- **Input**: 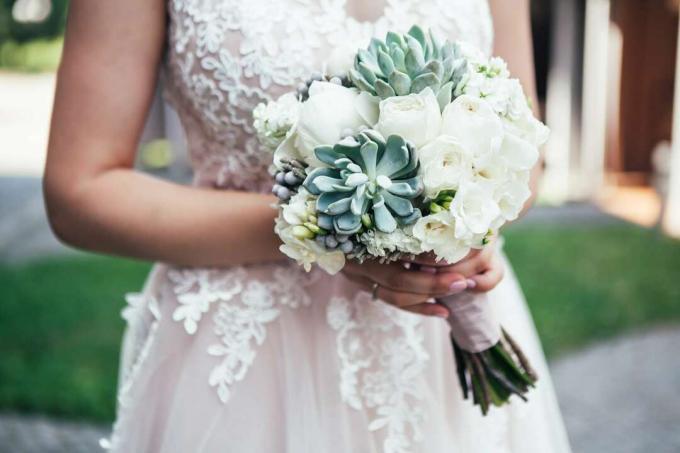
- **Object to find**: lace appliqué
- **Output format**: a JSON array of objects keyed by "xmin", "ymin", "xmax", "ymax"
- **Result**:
[
  {"xmin": 169, "ymin": 265, "xmax": 319, "ymax": 403},
  {"xmin": 327, "ymin": 292, "xmax": 430, "ymax": 453}
]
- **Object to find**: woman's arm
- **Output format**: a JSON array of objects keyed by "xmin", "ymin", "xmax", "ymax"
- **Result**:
[
  {"xmin": 489, "ymin": 0, "xmax": 543, "ymax": 216},
  {"xmin": 44, "ymin": 0, "xmax": 282, "ymax": 267}
]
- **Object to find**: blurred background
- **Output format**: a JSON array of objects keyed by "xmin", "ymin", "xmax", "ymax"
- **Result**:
[{"xmin": 0, "ymin": 0, "xmax": 679, "ymax": 451}]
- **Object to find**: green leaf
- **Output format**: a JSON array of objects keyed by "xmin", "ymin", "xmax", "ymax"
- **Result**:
[
  {"xmin": 376, "ymin": 135, "xmax": 409, "ymax": 176},
  {"xmin": 374, "ymin": 79, "xmax": 396, "ymax": 99},
  {"xmin": 377, "ymin": 49, "xmax": 395, "ymax": 79},
  {"xmin": 436, "ymin": 81, "xmax": 454, "ymax": 111},
  {"xmin": 381, "ymin": 190, "xmax": 414, "ymax": 217},
  {"xmin": 333, "ymin": 212, "xmax": 363, "ymax": 235},
  {"xmin": 372, "ymin": 195, "xmax": 398, "ymax": 233}
]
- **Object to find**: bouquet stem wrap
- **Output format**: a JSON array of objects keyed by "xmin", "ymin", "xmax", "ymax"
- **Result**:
[
  {"xmin": 439, "ymin": 292, "xmax": 500, "ymax": 352},
  {"xmin": 438, "ymin": 292, "xmax": 538, "ymax": 414}
]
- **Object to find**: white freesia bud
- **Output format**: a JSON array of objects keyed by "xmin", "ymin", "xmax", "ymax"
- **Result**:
[
  {"xmin": 412, "ymin": 211, "xmax": 471, "ymax": 264},
  {"xmin": 294, "ymin": 82, "xmax": 378, "ymax": 166},
  {"xmin": 276, "ymin": 189, "xmax": 346, "ymax": 274},
  {"xmin": 441, "ymin": 95, "xmax": 504, "ymax": 161},
  {"xmin": 418, "ymin": 135, "xmax": 474, "ymax": 198},
  {"xmin": 376, "ymin": 87, "xmax": 442, "ymax": 148},
  {"xmin": 449, "ymin": 180, "xmax": 501, "ymax": 239}
]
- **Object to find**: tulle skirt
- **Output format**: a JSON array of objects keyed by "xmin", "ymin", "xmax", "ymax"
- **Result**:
[{"xmin": 105, "ymin": 254, "xmax": 571, "ymax": 453}]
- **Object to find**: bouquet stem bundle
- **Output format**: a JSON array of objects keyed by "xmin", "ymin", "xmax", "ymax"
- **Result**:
[{"xmin": 452, "ymin": 329, "xmax": 537, "ymax": 415}]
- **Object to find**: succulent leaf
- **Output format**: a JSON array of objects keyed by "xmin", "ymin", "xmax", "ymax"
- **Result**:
[
  {"xmin": 303, "ymin": 131, "xmax": 422, "ymax": 235},
  {"xmin": 349, "ymin": 25, "xmax": 467, "ymax": 101}
]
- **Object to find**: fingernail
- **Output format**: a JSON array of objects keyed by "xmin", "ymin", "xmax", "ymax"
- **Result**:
[
  {"xmin": 421, "ymin": 266, "xmax": 437, "ymax": 274},
  {"xmin": 449, "ymin": 280, "xmax": 467, "ymax": 292},
  {"xmin": 402, "ymin": 262, "xmax": 411, "ymax": 270},
  {"xmin": 435, "ymin": 311, "xmax": 449, "ymax": 319},
  {"xmin": 466, "ymin": 279, "xmax": 477, "ymax": 289}
]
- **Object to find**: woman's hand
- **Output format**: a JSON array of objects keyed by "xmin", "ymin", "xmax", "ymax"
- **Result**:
[
  {"xmin": 341, "ymin": 259, "xmax": 469, "ymax": 318},
  {"xmin": 404, "ymin": 241, "xmax": 505, "ymax": 293}
]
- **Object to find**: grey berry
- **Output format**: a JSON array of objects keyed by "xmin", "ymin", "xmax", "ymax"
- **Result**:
[
  {"xmin": 315, "ymin": 235, "xmax": 327, "ymax": 247},
  {"xmin": 277, "ymin": 187, "xmax": 291, "ymax": 200},
  {"xmin": 330, "ymin": 76, "xmax": 342, "ymax": 85},
  {"xmin": 340, "ymin": 240, "xmax": 354, "ymax": 254},
  {"xmin": 284, "ymin": 171, "xmax": 299, "ymax": 186},
  {"xmin": 336, "ymin": 234, "xmax": 349, "ymax": 243},
  {"xmin": 325, "ymin": 235, "xmax": 338, "ymax": 249},
  {"xmin": 275, "ymin": 172, "xmax": 286, "ymax": 184}
]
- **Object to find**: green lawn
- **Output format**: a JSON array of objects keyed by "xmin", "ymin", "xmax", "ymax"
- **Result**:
[
  {"xmin": 0, "ymin": 223, "xmax": 679, "ymax": 422},
  {"xmin": 0, "ymin": 37, "xmax": 63, "ymax": 72}
]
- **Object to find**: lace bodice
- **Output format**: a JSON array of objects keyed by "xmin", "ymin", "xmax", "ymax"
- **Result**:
[{"xmin": 163, "ymin": 0, "xmax": 493, "ymax": 191}]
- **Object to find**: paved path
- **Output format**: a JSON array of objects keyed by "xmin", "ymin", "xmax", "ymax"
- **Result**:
[{"xmin": 1, "ymin": 326, "xmax": 679, "ymax": 452}]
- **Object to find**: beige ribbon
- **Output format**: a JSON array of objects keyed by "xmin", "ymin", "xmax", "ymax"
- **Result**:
[{"xmin": 438, "ymin": 291, "xmax": 501, "ymax": 353}]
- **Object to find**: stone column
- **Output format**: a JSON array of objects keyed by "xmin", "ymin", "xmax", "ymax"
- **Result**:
[{"xmin": 579, "ymin": 0, "xmax": 612, "ymax": 197}]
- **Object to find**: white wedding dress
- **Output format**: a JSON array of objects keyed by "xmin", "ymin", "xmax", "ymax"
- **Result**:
[{"xmin": 105, "ymin": 1, "xmax": 572, "ymax": 452}]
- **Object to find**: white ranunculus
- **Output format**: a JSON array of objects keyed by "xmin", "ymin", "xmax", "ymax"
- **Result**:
[
  {"xmin": 253, "ymin": 92, "xmax": 301, "ymax": 151},
  {"xmin": 503, "ymin": 113, "xmax": 550, "ymax": 148},
  {"xmin": 376, "ymin": 87, "xmax": 442, "ymax": 148},
  {"xmin": 449, "ymin": 180, "xmax": 501, "ymax": 239},
  {"xmin": 494, "ymin": 174, "xmax": 532, "ymax": 222},
  {"xmin": 294, "ymin": 81, "xmax": 378, "ymax": 165},
  {"xmin": 412, "ymin": 211, "xmax": 471, "ymax": 264},
  {"xmin": 418, "ymin": 135, "xmax": 474, "ymax": 197},
  {"xmin": 497, "ymin": 133, "xmax": 539, "ymax": 171},
  {"xmin": 440, "ymin": 95, "xmax": 504, "ymax": 161}
]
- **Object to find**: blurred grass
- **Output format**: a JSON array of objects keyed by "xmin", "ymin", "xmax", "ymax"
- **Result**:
[
  {"xmin": 0, "ymin": 223, "xmax": 679, "ymax": 421},
  {"xmin": 0, "ymin": 37, "xmax": 62, "ymax": 72}
]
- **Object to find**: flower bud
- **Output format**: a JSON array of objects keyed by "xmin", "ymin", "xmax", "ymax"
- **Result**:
[{"xmin": 292, "ymin": 225, "xmax": 314, "ymax": 240}]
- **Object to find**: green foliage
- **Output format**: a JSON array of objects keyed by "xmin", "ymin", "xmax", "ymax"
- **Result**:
[
  {"xmin": 0, "ymin": 254, "xmax": 150, "ymax": 421},
  {"xmin": 504, "ymin": 224, "xmax": 680, "ymax": 357},
  {"xmin": 0, "ymin": 36, "xmax": 62, "ymax": 71}
]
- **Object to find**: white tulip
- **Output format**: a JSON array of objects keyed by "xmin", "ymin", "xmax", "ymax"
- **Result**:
[
  {"xmin": 376, "ymin": 87, "xmax": 442, "ymax": 148},
  {"xmin": 412, "ymin": 211, "xmax": 471, "ymax": 264},
  {"xmin": 418, "ymin": 135, "xmax": 475, "ymax": 198},
  {"xmin": 440, "ymin": 95, "xmax": 504, "ymax": 161},
  {"xmin": 294, "ymin": 82, "xmax": 378, "ymax": 165}
]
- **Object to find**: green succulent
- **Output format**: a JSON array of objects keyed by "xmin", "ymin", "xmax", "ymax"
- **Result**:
[
  {"xmin": 304, "ymin": 130, "xmax": 423, "ymax": 235},
  {"xmin": 349, "ymin": 25, "xmax": 467, "ymax": 108}
]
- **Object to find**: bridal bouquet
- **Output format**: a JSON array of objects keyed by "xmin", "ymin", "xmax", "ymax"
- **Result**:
[{"xmin": 254, "ymin": 26, "xmax": 548, "ymax": 415}]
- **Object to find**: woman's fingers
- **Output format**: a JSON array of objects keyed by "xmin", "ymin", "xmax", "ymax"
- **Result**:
[
  {"xmin": 468, "ymin": 254, "xmax": 505, "ymax": 293},
  {"xmin": 341, "ymin": 271, "xmax": 449, "ymax": 318},
  {"xmin": 344, "ymin": 260, "xmax": 468, "ymax": 297},
  {"xmin": 400, "ymin": 302, "xmax": 450, "ymax": 318}
]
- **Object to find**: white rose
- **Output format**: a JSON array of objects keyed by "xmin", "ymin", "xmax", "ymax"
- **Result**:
[
  {"xmin": 376, "ymin": 87, "xmax": 441, "ymax": 148},
  {"xmin": 294, "ymin": 81, "xmax": 378, "ymax": 165},
  {"xmin": 449, "ymin": 180, "xmax": 501, "ymax": 239},
  {"xmin": 412, "ymin": 211, "xmax": 471, "ymax": 264},
  {"xmin": 440, "ymin": 95, "xmax": 504, "ymax": 161},
  {"xmin": 418, "ymin": 135, "xmax": 474, "ymax": 197}
]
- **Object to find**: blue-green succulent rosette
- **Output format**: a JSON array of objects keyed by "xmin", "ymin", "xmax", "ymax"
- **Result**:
[{"xmin": 255, "ymin": 25, "xmax": 550, "ymax": 415}]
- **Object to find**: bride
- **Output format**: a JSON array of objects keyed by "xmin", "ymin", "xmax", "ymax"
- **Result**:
[{"xmin": 44, "ymin": 0, "xmax": 572, "ymax": 451}]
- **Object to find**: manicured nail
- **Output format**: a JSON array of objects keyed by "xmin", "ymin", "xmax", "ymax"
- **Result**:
[
  {"xmin": 421, "ymin": 266, "xmax": 437, "ymax": 274},
  {"xmin": 402, "ymin": 262, "xmax": 411, "ymax": 270},
  {"xmin": 449, "ymin": 280, "xmax": 467, "ymax": 292},
  {"xmin": 435, "ymin": 310, "xmax": 449, "ymax": 318},
  {"xmin": 466, "ymin": 279, "xmax": 477, "ymax": 289}
]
